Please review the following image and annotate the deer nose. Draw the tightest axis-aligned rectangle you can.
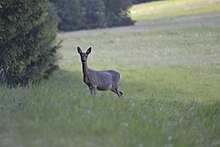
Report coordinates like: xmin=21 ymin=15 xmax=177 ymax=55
xmin=81 ymin=59 xmax=86 ymax=63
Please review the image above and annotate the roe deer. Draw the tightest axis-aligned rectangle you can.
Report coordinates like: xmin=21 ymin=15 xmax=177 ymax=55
xmin=77 ymin=47 xmax=123 ymax=97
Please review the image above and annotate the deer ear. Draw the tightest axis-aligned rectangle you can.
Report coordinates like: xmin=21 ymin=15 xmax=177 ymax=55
xmin=77 ymin=47 xmax=82 ymax=54
xmin=86 ymin=47 xmax=92 ymax=55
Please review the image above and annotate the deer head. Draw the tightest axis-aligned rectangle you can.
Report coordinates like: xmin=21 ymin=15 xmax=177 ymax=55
xmin=77 ymin=47 xmax=91 ymax=63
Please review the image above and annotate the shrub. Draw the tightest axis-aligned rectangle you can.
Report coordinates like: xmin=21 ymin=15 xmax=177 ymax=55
xmin=50 ymin=0 xmax=81 ymax=31
xmin=103 ymin=0 xmax=134 ymax=27
xmin=0 ymin=0 xmax=60 ymax=86
xmin=80 ymin=0 xmax=106 ymax=29
xmin=132 ymin=0 xmax=159 ymax=5
xmin=50 ymin=0 xmax=134 ymax=31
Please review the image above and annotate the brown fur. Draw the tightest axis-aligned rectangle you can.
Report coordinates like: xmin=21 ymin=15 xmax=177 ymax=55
xmin=77 ymin=47 xmax=123 ymax=97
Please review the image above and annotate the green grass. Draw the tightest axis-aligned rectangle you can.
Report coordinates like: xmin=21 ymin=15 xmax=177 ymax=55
xmin=1 ymin=10 xmax=220 ymax=147
xmin=131 ymin=0 xmax=220 ymax=20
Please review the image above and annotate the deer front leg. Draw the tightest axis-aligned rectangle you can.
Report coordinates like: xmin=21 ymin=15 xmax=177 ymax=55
xmin=89 ymin=86 xmax=96 ymax=97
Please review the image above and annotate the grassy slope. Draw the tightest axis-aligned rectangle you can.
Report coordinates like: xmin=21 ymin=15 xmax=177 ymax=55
xmin=1 ymin=2 xmax=220 ymax=147
xmin=131 ymin=0 xmax=220 ymax=20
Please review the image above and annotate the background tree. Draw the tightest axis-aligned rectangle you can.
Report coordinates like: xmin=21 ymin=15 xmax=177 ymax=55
xmin=80 ymin=0 xmax=106 ymax=29
xmin=50 ymin=0 xmax=81 ymax=31
xmin=50 ymin=0 xmax=134 ymax=31
xmin=132 ymin=0 xmax=160 ymax=4
xmin=0 ymin=0 xmax=60 ymax=86
xmin=103 ymin=0 xmax=134 ymax=27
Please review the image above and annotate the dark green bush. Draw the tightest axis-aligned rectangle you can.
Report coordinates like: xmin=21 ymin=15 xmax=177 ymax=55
xmin=80 ymin=0 xmax=106 ymax=29
xmin=103 ymin=0 xmax=134 ymax=27
xmin=0 ymin=0 xmax=60 ymax=86
xmin=132 ymin=0 xmax=159 ymax=4
xmin=50 ymin=0 xmax=81 ymax=31
xmin=50 ymin=0 xmax=134 ymax=31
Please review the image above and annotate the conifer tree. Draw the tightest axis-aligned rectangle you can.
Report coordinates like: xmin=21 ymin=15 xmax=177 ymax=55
xmin=0 ymin=0 xmax=60 ymax=86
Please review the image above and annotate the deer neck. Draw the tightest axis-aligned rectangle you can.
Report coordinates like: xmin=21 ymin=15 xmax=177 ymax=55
xmin=82 ymin=62 xmax=90 ymax=78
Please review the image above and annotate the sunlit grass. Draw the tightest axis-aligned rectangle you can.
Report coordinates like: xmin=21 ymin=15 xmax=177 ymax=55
xmin=131 ymin=0 xmax=220 ymax=20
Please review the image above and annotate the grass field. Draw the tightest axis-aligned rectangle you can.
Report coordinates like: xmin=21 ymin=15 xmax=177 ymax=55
xmin=131 ymin=0 xmax=220 ymax=20
xmin=1 ymin=2 xmax=220 ymax=147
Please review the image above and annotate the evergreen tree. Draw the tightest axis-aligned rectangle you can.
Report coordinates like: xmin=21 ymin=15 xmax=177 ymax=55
xmin=0 ymin=0 xmax=60 ymax=86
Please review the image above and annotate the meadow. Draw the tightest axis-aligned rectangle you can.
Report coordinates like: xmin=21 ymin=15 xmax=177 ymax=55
xmin=131 ymin=0 xmax=220 ymax=20
xmin=1 ymin=2 xmax=220 ymax=147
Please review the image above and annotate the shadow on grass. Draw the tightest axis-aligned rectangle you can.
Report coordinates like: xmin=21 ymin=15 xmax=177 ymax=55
xmin=49 ymin=69 xmax=185 ymax=100
xmin=43 ymin=67 xmax=220 ymax=102
xmin=48 ymin=69 xmax=177 ymax=100
xmin=51 ymin=69 xmax=127 ymax=98
xmin=46 ymin=69 xmax=89 ymax=96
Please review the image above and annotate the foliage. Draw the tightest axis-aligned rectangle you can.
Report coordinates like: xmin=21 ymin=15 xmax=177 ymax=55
xmin=132 ymin=0 xmax=159 ymax=4
xmin=0 ymin=0 xmax=60 ymax=86
xmin=103 ymin=0 xmax=134 ymax=27
xmin=80 ymin=0 xmax=106 ymax=29
xmin=50 ymin=0 xmax=81 ymax=31
xmin=50 ymin=0 xmax=134 ymax=31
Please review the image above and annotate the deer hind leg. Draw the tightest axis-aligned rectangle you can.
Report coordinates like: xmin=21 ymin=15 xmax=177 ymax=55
xmin=119 ymin=91 xmax=123 ymax=97
xmin=111 ymin=84 xmax=123 ymax=98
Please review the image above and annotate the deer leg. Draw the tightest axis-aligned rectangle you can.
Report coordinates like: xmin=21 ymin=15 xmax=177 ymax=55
xmin=111 ymin=86 xmax=123 ymax=98
xmin=89 ymin=86 xmax=96 ymax=97
xmin=119 ymin=91 xmax=123 ymax=97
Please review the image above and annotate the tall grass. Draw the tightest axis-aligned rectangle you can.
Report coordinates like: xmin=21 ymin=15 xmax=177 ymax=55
xmin=1 ymin=11 xmax=220 ymax=147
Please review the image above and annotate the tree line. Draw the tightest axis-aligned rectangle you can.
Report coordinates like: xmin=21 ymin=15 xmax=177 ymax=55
xmin=133 ymin=0 xmax=159 ymax=4
xmin=50 ymin=0 xmax=134 ymax=31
